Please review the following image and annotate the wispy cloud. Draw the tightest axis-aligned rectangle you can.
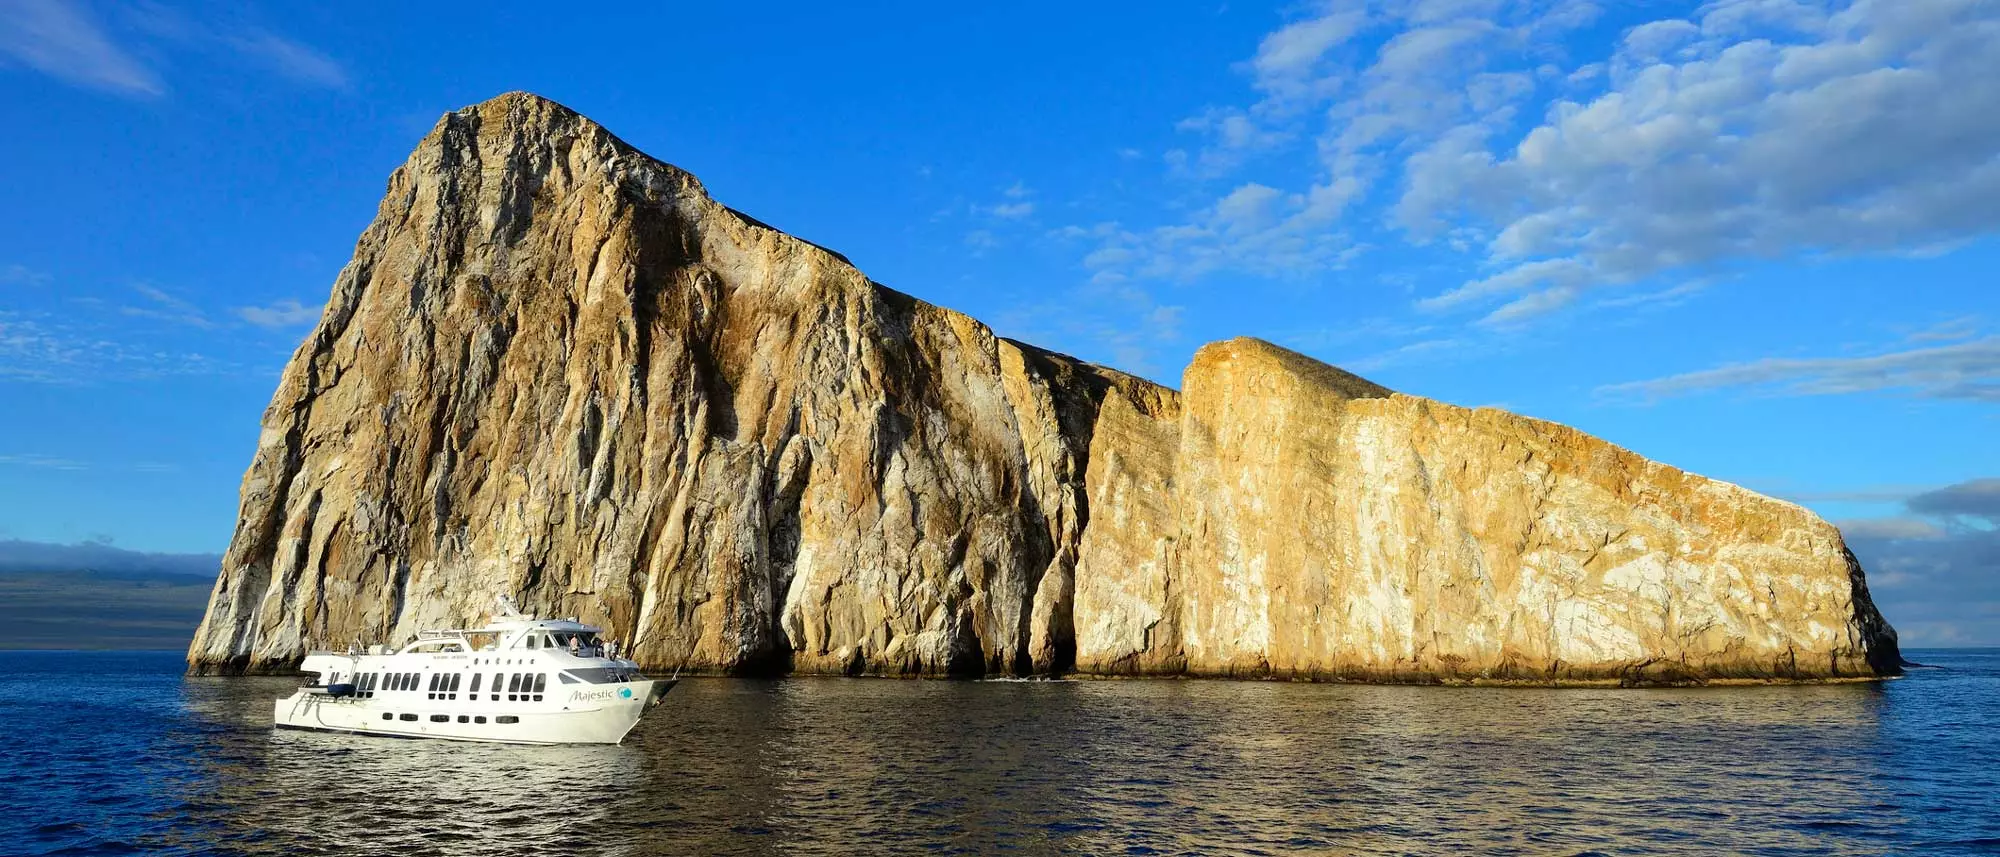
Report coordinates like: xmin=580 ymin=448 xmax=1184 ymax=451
xmin=221 ymin=31 xmax=349 ymax=88
xmin=977 ymin=183 xmax=1037 ymax=220
xmin=235 ymin=298 xmax=322 ymax=328
xmin=1596 ymin=335 xmax=2000 ymax=404
xmin=994 ymin=281 xmax=1185 ymax=381
xmin=989 ymin=201 xmax=1035 ymax=219
xmin=1062 ymin=179 xmax=1364 ymax=285
xmin=1 ymin=265 xmax=54 ymax=288
xmin=1905 ymin=315 xmax=1983 ymax=344
xmin=0 ymin=310 xmax=246 ymax=384
xmin=121 ymin=284 xmax=215 ymax=328
xmin=0 ymin=0 xmax=349 ymax=97
xmin=0 ymin=0 xmax=162 ymax=95
xmin=0 ymin=453 xmax=91 ymax=471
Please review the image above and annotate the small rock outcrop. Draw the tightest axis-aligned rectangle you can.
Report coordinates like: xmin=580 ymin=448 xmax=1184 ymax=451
xmin=187 ymin=93 xmax=1899 ymax=683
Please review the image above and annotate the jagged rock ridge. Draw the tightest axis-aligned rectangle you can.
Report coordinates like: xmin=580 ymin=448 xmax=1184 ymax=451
xmin=187 ymin=93 xmax=1899 ymax=684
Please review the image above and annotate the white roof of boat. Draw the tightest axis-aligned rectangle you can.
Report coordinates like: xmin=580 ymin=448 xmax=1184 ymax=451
xmin=418 ymin=617 xmax=601 ymax=637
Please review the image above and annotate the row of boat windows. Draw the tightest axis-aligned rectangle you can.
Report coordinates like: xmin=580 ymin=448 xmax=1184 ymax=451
xmin=381 ymin=713 xmax=520 ymax=725
xmin=350 ymin=671 xmax=553 ymax=702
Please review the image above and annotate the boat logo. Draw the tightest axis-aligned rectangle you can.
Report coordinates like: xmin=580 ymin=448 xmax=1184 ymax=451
xmin=619 ymin=687 xmax=634 ymax=699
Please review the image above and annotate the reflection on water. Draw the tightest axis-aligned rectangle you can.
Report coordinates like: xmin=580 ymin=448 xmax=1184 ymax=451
xmin=4 ymin=650 xmax=1996 ymax=855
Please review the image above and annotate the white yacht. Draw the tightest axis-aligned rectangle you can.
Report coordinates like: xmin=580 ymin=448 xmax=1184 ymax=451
xmin=274 ymin=600 xmax=674 ymax=744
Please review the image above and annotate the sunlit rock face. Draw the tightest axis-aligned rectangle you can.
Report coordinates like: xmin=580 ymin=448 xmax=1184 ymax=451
xmin=188 ymin=93 xmax=1900 ymax=683
xmin=1073 ymin=339 xmax=1900 ymax=683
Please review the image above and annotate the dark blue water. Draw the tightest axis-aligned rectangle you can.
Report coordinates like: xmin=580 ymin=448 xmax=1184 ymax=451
xmin=2 ymin=650 xmax=1995 ymax=856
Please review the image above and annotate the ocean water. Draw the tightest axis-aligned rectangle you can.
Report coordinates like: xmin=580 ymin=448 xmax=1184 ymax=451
xmin=2 ymin=650 xmax=1995 ymax=856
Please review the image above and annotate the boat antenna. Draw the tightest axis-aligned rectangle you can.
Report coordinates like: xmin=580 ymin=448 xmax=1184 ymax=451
xmin=494 ymin=594 xmax=526 ymax=620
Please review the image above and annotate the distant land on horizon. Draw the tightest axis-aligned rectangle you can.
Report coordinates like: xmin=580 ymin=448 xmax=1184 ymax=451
xmin=0 ymin=540 xmax=216 ymax=650
xmin=0 ymin=532 xmax=1991 ymax=655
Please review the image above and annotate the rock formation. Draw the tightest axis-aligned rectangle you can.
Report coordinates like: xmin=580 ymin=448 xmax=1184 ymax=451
xmin=187 ymin=93 xmax=1900 ymax=684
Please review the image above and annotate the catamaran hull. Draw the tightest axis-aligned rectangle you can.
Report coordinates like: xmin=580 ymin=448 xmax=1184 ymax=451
xmin=273 ymin=679 xmax=675 ymax=745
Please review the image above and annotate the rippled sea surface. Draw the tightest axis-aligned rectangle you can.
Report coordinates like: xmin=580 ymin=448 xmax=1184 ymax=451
xmin=4 ymin=650 xmax=1997 ymax=856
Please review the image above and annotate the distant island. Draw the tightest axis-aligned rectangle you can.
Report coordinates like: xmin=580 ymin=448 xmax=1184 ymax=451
xmin=186 ymin=93 xmax=1899 ymax=684
xmin=0 ymin=540 xmax=215 ymax=650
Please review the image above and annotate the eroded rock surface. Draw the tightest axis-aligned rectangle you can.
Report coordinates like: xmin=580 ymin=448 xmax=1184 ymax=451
xmin=188 ymin=93 xmax=1899 ymax=683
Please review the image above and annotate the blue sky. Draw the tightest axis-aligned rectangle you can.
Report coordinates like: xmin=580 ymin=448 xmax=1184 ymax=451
xmin=1 ymin=0 xmax=1995 ymax=644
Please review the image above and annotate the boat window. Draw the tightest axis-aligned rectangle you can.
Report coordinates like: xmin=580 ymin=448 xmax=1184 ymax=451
xmin=382 ymin=713 xmax=393 ymax=721
xmin=532 ymin=674 xmax=547 ymax=696
xmin=469 ymin=674 xmax=482 ymax=693
xmin=457 ymin=715 xmax=469 ymax=723
xmin=490 ymin=673 xmax=502 ymax=700
xmin=557 ymin=673 xmax=580 ymax=685
xmin=450 ymin=673 xmax=462 ymax=692
xmin=561 ymin=668 xmax=636 ymax=684
xmin=430 ymin=714 xmax=449 ymax=723
xmin=474 ymin=716 xmax=487 ymax=724
xmin=525 ymin=635 xmax=538 ymax=649
xmin=399 ymin=713 xmax=418 ymax=722
xmin=496 ymin=715 xmax=518 ymax=724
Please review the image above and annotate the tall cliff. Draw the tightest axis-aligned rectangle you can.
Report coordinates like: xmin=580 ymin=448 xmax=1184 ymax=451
xmin=188 ymin=93 xmax=1900 ymax=684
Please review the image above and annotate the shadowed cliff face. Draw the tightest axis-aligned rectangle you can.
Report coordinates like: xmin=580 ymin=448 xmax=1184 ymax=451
xmin=188 ymin=93 xmax=1900 ymax=683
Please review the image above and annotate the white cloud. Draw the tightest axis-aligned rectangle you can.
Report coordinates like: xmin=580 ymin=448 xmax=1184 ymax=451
xmin=1597 ymin=334 xmax=2000 ymax=403
xmin=223 ymin=31 xmax=349 ymax=88
xmin=989 ymin=201 xmax=1035 ymax=219
xmin=0 ymin=453 xmax=90 ymax=471
xmin=1408 ymin=0 xmax=2000 ymax=322
xmin=1072 ymin=178 xmax=1363 ymax=284
xmin=121 ymin=284 xmax=214 ymax=328
xmin=1251 ymin=7 xmax=1368 ymax=93
xmin=1905 ymin=315 xmax=1982 ymax=343
xmin=0 ymin=0 xmax=348 ymax=97
xmin=1 ymin=265 xmax=54 ymax=287
xmin=0 ymin=0 xmax=161 ymax=95
xmin=0 ymin=310 xmax=242 ymax=384
xmin=236 ymin=299 xmax=323 ymax=328
xmin=1092 ymin=0 xmax=2000 ymax=331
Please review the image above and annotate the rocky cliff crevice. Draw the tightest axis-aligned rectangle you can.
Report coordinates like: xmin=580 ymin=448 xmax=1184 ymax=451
xmin=188 ymin=93 xmax=1899 ymax=684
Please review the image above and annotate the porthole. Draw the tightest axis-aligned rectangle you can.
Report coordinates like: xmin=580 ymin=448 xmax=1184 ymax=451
xmin=496 ymin=715 xmax=519 ymax=724
xmin=474 ymin=716 xmax=487 ymax=724
xmin=430 ymin=715 xmax=449 ymax=723
xmin=381 ymin=712 xmax=393 ymax=721
xmin=399 ymin=713 xmax=417 ymax=722
xmin=457 ymin=715 xmax=469 ymax=723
